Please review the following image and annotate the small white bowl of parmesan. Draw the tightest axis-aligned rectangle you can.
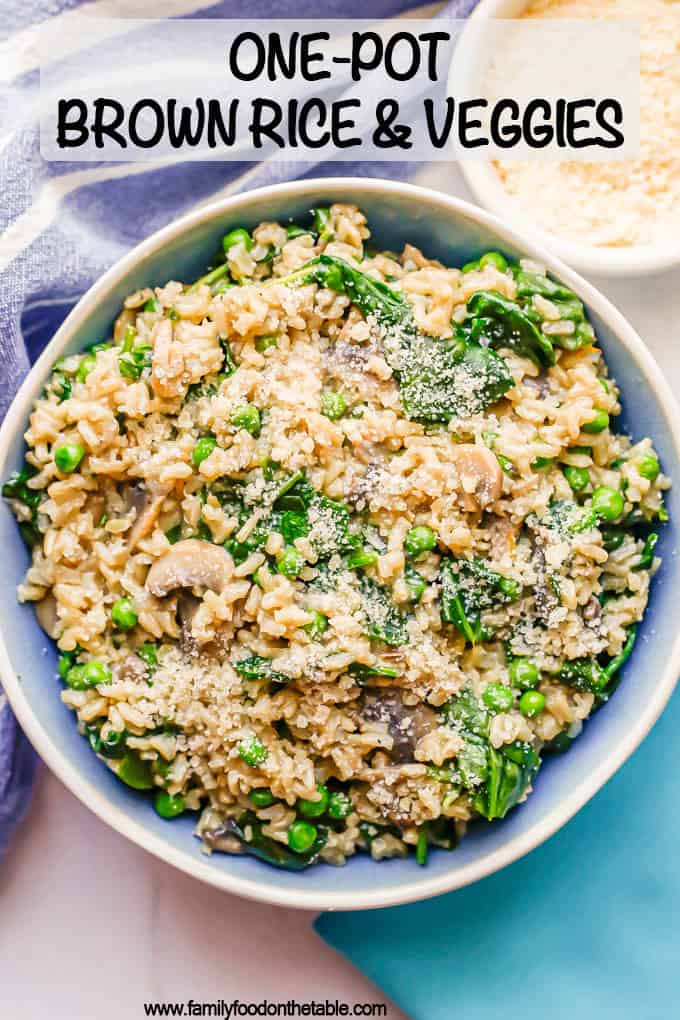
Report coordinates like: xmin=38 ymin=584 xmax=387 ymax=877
xmin=458 ymin=0 xmax=680 ymax=277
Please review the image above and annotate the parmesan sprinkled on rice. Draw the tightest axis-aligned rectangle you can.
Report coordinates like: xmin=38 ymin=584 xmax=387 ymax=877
xmin=5 ymin=202 xmax=668 ymax=870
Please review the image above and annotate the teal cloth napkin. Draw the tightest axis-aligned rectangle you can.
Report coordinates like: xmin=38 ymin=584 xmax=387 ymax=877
xmin=316 ymin=687 xmax=680 ymax=1019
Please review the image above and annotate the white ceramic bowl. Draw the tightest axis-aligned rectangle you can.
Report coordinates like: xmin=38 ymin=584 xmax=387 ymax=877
xmin=457 ymin=0 xmax=680 ymax=277
xmin=1 ymin=178 xmax=679 ymax=910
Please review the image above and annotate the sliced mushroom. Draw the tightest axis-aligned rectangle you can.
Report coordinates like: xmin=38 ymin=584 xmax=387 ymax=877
xmin=451 ymin=444 xmax=503 ymax=510
xmin=145 ymin=539 xmax=232 ymax=598
xmin=35 ymin=593 xmax=60 ymax=638
xmin=523 ymin=372 xmax=549 ymax=399
xmin=116 ymin=654 xmax=149 ymax=684
xmin=202 ymin=823 xmax=247 ymax=855
xmin=485 ymin=514 xmax=517 ymax=553
xmin=125 ymin=480 xmax=147 ymax=516
xmin=530 ymin=536 xmax=559 ymax=621
xmin=347 ymin=461 xmax=384 ymax=509
xmin=126 ymin=481 xmax=172 ymax=551
xmin=113 ymin=307 xmax=137 ymax=345
xmin=322 ymin=341 xmax=370 ymax=372
xmin=360 ymin=689 xmax=438 ymax=764
xmin=177 ymin=591 xmax=201 ymax=633
xmin=582 ymin=595 xmax=601 ymax=624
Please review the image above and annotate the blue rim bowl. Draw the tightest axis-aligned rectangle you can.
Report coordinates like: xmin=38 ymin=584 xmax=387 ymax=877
xmin=1 ymin=178 xmax=679 ymax=911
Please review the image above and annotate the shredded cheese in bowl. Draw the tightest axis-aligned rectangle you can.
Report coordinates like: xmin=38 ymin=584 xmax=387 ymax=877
xmin=493 ymin=0 xmax=680 ymax=249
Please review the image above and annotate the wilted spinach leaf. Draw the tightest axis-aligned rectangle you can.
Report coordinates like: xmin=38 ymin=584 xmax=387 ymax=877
xmin=360 ymin=575 xmax=409 ymax=647
xmin=440 ymin=557 xmax=521 ymax=644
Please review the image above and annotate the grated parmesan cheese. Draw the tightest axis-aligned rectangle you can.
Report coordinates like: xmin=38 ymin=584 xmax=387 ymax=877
xmin=494 ymin=0 xmax=680 ymax=248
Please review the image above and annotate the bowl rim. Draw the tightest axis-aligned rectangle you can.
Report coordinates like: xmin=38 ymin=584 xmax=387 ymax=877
xmin=456 ymin=0 xmax=680 ymax=279
xmin=1 ymin=175 xmax=680 ymax=912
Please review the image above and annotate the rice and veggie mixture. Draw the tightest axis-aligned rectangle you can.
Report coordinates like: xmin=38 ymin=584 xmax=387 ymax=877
xmin=5 ymin=204 xmax=669 ymax=870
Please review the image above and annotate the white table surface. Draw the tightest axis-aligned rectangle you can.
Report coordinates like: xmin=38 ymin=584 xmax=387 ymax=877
xmin=2 ymin=164 xmax=679 ymax=1020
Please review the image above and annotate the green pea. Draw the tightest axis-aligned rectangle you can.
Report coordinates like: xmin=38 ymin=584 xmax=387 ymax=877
xmin=82 ymin=660 xmax=112 ymax=687
xmin=519 ymin=689 xmax=546 ymax=718
xmin=231 ymin=404 xmax=261 ymax=436
xmin=117 ymin=754 xmax=154 ymax=790
xmin=99 ymin=728 xmax=126 ymax=758
xmin=250 ymin=788 xmax=276 ymax=808
xmin=461 ymin=260 xmax=480 ymax=274
xmin=76 ymin=354 xmax=97 ymax=383
xmin=638 ymin=455 xmax=660 ymax=481
xmin=509 ymin=658 xmax=539 ymax=690
xmin=54 ymin=442 xmax=85 ymax=474
xmin=298 ymin=784 xmax=330 ymax=819
xmin=601 ymin=527 xmax=625 ymax=552
xmin=592 ymin=485 xmax=624 ymax=522
xmin=326 ymin=791 xmax=351 ymax=820
xmin=58 ymin=652 xmax=76 ymax=679
xmin=111 ymin=597 xmax=138 ymax=630
xmin=304 ymin=610 xmax=328 ymax=638
xmin=192 ymin=435 xmax=217 ymax=468
xmin=582 ymin=409 xmax=609 ymax=434
xmin=222 ymin=227 xmax=253 ymax=252
xmin=287 ymin=820 xmax=318 ymax=854
xmin=531 ymin=456 xmax=554 ymax=471
xmin=404 ymin=525 xmax=437 ymax=557
xmin=65 ymin=664 xmax=87 ymax=690
xmin=345 ymin=548 xmax=379 ymax=570
xmin=498 ymin=576 xmax=522 ymax=601
xmin=276 ymin=546 xmax=305 ymax=578
xmin=154 ymin=790 xmax=186 ymax=819
xmin=482 ymin=683 xmax=515 ymax=714
xmin=479 ymin=251 xmax=508 ymax=272
xmin=321 ymin=390 xmax=347 ymax=421
xmin=564 ymin=465 xmax=590 ymax=492
xmin=255 ymin=334 xmax=278 ymax=353
xmin=238 ymin=736 xmax=268 ymax=767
